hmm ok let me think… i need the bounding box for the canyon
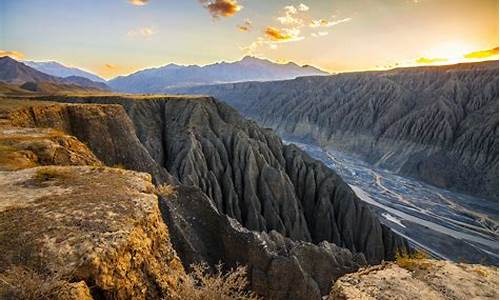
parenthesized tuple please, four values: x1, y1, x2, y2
(169, 61, 499, 201)
(0, 95, 406, 299)
(0, 58, 497, 299)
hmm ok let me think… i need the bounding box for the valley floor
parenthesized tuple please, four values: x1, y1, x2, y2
(286, 140, 499, 265)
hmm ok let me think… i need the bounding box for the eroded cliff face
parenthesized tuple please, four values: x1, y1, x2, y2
(0, 96, 407, 299)
(33, 95, 408, 264)
(160, 185, 366, 299)
(3, 99, 173, 184)
(169, 61, 499, 200)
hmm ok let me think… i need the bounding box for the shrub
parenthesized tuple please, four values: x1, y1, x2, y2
(396, 249, 431, 270)
(155, 183, 177, 198)
(0, 267, 65, 300)
(175, 263, 260, 300)
(34, 167, 68, 182)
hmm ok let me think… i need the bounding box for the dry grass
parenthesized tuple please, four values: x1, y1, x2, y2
(155, 183, 177, 198)
(34, 167, 68, 182)
(471, 266, 489, 277)
(396, 249, 431, 271)
(175, 263, 260, 300)
(0, 267, 65, 300)
(1, 263, 260, 300)
(112, 163, 127, 170)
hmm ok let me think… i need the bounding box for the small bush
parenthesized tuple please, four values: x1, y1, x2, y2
(0, 267, 65, 300)
(155, 183, 177, 198)
(175, 263, 260, 300)
(471, 266, 489, 277)
(112, 163, 127, 170)
(396, 249, 431, 270)
(34, 167, 67, 182)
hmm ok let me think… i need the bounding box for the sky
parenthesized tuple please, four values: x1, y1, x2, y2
(0, 0, 498, 79)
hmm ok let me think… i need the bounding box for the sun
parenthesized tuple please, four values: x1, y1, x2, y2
(424, 41, 475, 63)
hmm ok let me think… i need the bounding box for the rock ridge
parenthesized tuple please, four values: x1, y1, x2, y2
(168, 61, 499, 200)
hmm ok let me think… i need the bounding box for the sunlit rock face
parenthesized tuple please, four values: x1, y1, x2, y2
(328, 259, 499, 300)
(0, 165, 186, 299)
(169, 61, 499, 200)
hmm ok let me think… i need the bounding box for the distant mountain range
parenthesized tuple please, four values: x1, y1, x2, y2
(0, 56, 109, 93)
(1, 55, 329, 94)
(108, 56, 329, 93)
(23, 60, 106, 83)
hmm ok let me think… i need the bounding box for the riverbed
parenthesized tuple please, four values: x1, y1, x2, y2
(286, 140, 499, 265)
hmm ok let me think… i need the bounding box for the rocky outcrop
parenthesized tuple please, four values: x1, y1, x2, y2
(0, 96, 408, 299)
(4, 99, 173, 184)
(161, 185, 366, 299)
(170, 61, 499, 200)
(0, 165, 186, 299)
(328, 259, 499, 299)
(0, 126, 102, 171)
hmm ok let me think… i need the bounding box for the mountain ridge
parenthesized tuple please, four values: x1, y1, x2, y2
(0, 56, 110, 92)
(23, 60, 106, 82)
(108, 56, 328, 93)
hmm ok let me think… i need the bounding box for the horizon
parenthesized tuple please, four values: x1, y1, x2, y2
(1, 0, 498, 79)
(2, 54, 498, 82)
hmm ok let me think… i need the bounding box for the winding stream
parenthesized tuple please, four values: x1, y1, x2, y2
(286, 140, 499, 265)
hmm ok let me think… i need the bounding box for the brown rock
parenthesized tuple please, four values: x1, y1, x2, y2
(0, 166, 186, 299)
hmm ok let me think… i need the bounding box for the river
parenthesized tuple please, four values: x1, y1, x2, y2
(286, 140, 499, 265)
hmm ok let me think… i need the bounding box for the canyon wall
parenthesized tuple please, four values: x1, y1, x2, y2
(170, 61, 499, 200)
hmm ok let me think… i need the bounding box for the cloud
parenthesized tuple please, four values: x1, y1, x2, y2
(416, 57, 448, 64)
(463, 47, 499, 59)
(297, 3, 309, 12)
(128, 26, 157, 37)
(277, 4, 304, 26)
(128, 0, 148, 6)
(96, 63, 137, 80)
(238, 19, 252, 32)
(104, 64, 117, 69)
(199, 0, 242, 18)
(264, 26, 304, 42)
(0, 50, 25, 60)
(311, 31, 328, 37)
(310, 17, 351, 28)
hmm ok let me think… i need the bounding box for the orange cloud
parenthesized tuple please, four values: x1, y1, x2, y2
(415, 57, 448, 64)
(0, 50, 25, 60)
(199, 0, 242, 18)
(265, 27, 290, 40)
(463, 47, 499, 59)
(264, 27, 303, 42)
(128, 0, 148, 6)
